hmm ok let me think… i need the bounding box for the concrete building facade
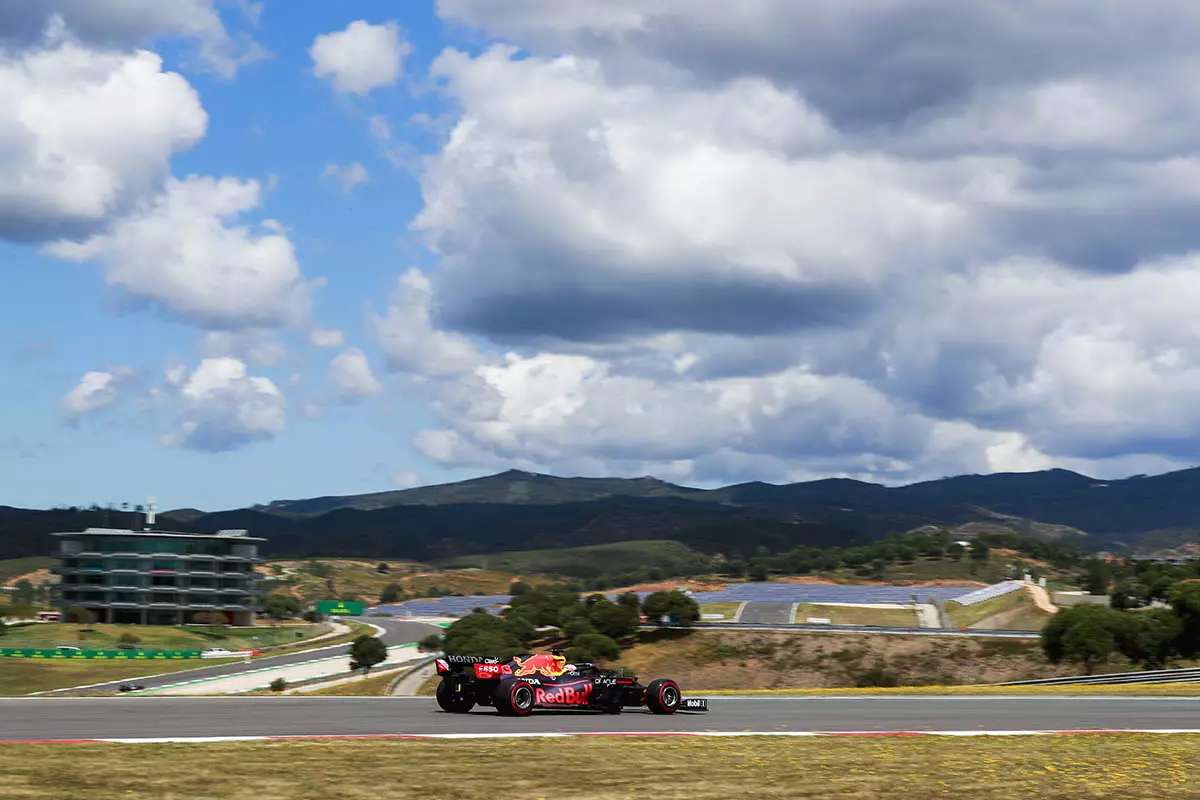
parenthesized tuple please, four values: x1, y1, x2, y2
(51, 527, 264, 626)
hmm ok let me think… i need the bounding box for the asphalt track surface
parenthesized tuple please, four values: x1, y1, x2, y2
(739, 602, 794, 625)
(2, 697, 1198, 740)
(38, 618, 441, 696)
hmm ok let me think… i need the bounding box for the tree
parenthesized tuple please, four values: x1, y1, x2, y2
(1110, 583, 1138, 610)
(946, 542, 965, 562)
(1169, 581, 1200, 658)
(1084, 560, 1112, 596)
(376, 562, 390, 574)
(418, 633, 443, 652)
(1060, 619, 1115, 674)
(349, 634, 388, 676)
(1132, 608, 1183, 669)
(12, 579, 35, 605)
(588, 597, 640, 640)
(616, 592, 641, 612)
(748, 563, 769, 582)
(642, 590, 700, 628)
(379, 584, 403, 604)
(508, 581, 532, 596)
(262, 594, 300, 620)
(442, 609, 524, 659)
(969, 540, 990, 562)
(566, 633, 620, 664)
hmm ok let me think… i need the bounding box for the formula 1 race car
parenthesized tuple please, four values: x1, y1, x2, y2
(434, 651, 708, 716)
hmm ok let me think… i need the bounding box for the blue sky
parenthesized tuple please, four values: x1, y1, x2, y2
(4, 1, 1200, 512)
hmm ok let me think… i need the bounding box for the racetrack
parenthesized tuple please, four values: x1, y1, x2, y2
(2, 696, 1197, 741)
(34, 618, 441, 696)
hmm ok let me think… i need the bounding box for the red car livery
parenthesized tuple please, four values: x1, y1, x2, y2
(434, 652, 707, 717)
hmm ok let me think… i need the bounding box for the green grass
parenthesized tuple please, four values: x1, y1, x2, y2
(700, 601, 742, 619)
(0, 622, 327, 650)
(0, 656, 241, 695)
(0, 736, 1195, 799)
(792, 603, 919, 627)
(0, 557, 57, 583)
(437, 539, 711, 579)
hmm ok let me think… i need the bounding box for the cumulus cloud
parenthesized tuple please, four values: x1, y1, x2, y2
(370, 268, 483, 377)
(46, 175, 314, 330)
(157, 357, 286, 452)
(0, 35, 207, 242)
(199, 329, 286, 366)
(328, 347, 384, 401)
(0, 1, 268, 78)
(310, 20, 411, 95)
(61, 366, 135, 422)
(322, 162, 370, 195)
(374, 1, 1200, 486)
(310, 328, 346, 348)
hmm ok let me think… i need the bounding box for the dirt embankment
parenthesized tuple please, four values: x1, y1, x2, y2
(3, 569, 55, 587)
(616, 629, 1080, 689)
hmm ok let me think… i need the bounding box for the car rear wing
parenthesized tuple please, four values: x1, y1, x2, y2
(435, 654, 512, 678)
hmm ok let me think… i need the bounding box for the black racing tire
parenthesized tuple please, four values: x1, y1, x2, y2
(645, 679, 682, 715)
(436, 678, 477, 713)
(493, 679, 535, 717)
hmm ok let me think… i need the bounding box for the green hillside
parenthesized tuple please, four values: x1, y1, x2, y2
(0, 557, 57, 583)
(257, 470, 708, 516)
(438, 540, 712, 579)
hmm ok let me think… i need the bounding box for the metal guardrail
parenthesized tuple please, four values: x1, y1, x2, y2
(997, 667, 1200, 686)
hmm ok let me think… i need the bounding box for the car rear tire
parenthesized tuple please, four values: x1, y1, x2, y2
(493, 679, 535, 716)
(645, 679, 681, 714)
(436, 678, 477, 713)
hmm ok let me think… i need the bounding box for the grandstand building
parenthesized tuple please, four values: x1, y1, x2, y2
(50, 527, 264, 625)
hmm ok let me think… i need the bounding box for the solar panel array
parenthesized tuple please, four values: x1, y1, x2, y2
(369, 581, 1013, 618)
(946, 580, 1024, 607)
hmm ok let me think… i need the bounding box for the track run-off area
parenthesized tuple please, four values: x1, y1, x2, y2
(2, 696, 1198, 743)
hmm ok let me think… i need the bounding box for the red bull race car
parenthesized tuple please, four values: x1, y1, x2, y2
(433, 650, 708, 716)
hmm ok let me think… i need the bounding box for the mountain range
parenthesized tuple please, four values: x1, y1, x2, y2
(4, 466, 1200, 562)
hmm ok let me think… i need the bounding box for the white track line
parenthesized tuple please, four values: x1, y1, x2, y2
(6, 729, 1200, 745)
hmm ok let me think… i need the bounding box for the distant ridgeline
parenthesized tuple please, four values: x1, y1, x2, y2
(3, 466, 1200, 561)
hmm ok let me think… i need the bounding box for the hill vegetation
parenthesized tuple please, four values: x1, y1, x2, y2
(438, 540, 712, 580)
(5, 465, 1200, 563)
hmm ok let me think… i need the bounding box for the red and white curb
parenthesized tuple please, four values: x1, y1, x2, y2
(3, 729, 1200, 745)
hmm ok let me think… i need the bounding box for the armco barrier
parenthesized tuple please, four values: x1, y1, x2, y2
(996, 667, 1200, 687)
(0, 648, 203, 659)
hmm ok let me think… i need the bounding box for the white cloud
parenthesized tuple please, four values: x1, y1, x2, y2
(374, 1, 1200, 486)
(310, 328, 346, 348)
(0, 36, 207, 242)
(61, 366, 135, 422)
(322, 162, 370, 195)
(310, 20, 411, 95)
(199, 330, 286, 366)
(0, 1, 269, 79)
(328, 347, 384, 400)
(158, 357, 286, 452)
(371, 268, 483, 378)
(46, 176, 314, 330)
